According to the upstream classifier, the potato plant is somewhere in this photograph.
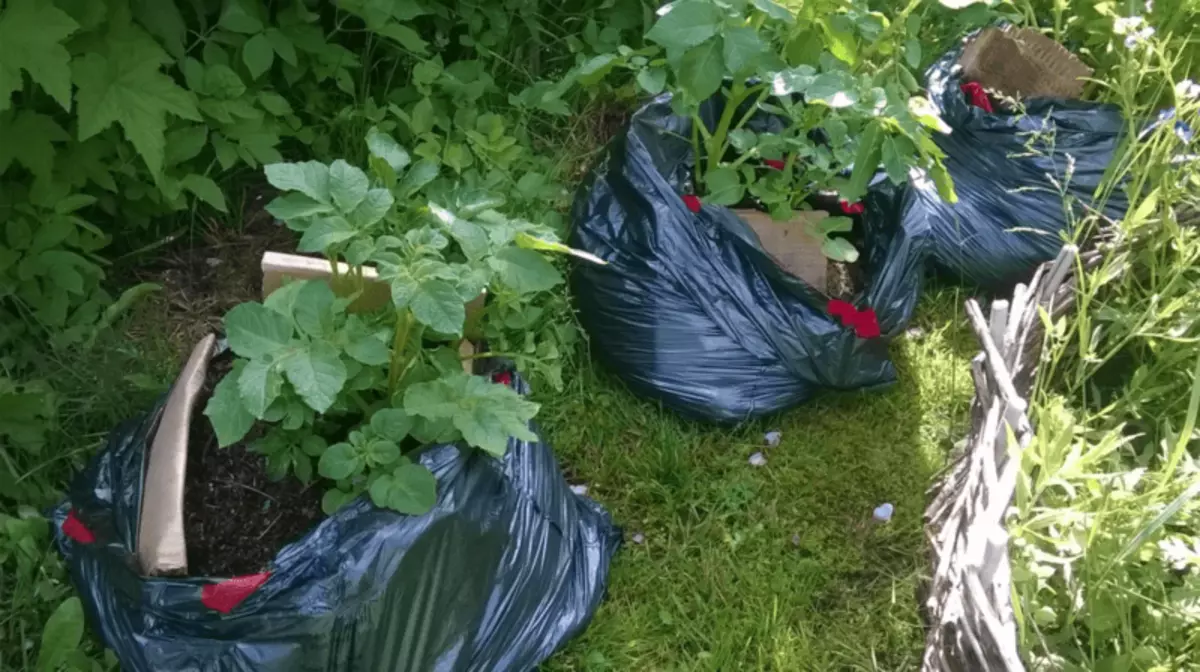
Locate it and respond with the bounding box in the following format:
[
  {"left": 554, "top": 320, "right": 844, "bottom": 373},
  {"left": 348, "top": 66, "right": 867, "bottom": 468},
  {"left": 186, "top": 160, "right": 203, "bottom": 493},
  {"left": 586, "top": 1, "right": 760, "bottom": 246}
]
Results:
[
  {"left": 639, "top": 0, "right": 958, "bottom": 261},
  {"left": 204, "top": 128, "right": 578, "bottom": 515}
]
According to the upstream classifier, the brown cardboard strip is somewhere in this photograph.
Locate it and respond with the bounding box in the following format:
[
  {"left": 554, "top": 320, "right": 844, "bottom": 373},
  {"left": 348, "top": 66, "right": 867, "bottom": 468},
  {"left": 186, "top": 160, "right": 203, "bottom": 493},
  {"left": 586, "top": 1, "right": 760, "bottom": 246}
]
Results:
[
  {"left": 735, "top": 208, "right": 829, "bottom": 291},
  {"left": 137, "top": 334, "right": 216, "bottom": 576}
]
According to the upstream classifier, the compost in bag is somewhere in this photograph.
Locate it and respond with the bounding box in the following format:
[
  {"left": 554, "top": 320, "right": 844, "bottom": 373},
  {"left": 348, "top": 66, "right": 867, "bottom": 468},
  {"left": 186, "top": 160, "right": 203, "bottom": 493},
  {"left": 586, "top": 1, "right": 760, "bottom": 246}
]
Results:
[
  {"left": 569, "top": 96, "right": 930, "bottom": 422},
  {"left": 903, "top": 34, "right": 1128, "bottom": 290},
  {"left": 52, "top": 366, "right": 619, "bottom": 672}
]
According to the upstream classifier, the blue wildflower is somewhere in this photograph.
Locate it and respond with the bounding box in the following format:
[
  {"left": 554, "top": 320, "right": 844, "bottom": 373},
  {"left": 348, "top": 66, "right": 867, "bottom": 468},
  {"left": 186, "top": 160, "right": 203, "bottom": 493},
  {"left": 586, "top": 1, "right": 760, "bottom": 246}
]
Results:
[{"left": 1176, "top": 121, "right": 1195, "bottom": 144}]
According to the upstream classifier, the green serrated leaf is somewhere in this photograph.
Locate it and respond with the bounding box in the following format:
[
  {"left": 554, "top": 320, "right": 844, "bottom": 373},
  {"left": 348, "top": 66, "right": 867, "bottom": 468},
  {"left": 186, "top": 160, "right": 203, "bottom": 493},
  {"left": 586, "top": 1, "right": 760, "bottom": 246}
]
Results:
[
  {"left": 806, "top": 72, "right": 858, "bottom": 108},
  {"left": 318, "top": 442, "right": 361, "bottom": 480},
  {"left": 365, "top": 439, "right": 401, "bottom": 466},
  {"left": 265, "top": 161, "right": 331, "bottom": 203},
  {"left": 752, "top": 0, "right": 794, "bottom": 22},
  {"left": 204, "top": 364, "right": 256, "bottom": 447},
  {"left": 771, "top": 65, "right": 816, "bottom": 96},
  {"left": 881, "top": 134, "right": 914, "bottom": 184},
  {"left": 370, "top": 408, "right": 414, "bottom": 442},
  {"left": 243, "top": 33, "right": 275, "bottom": 79},
  {"left": 376, "top": 22, "right": 428, "bottom": 54},
  {"left": 409, "top": 97, "right": 435, "bottom": 135},
  {"left": 366, "top": 127, "right": 411, "bottom": 172},
  {"left": 73, "top": 25, "right": 200, "bottom": 175},
  {"left": 410, "top": 279, "right": 466, "bottom": 335},
  {"left": 385, "top": 462, "right": 437, "bottom": 514},
  {"left": 219, "top": 0, "right": 263, "bottom": 34},
  {"left": 349, "top": 188, "right": 394, "bottom": 228},
  {"left": 346, "top": 333, "right": 390, "bottom": 365},
  {"left": 265, "top": 28, "right": 297, "bottom": 66},
  {"left": 0, "top": 0, "right": 79, "bottom": 112},
  {"left": 397, "top": 159, "right": 439, "bottom": 198},
  {"left": 0, "top": 111, "right": 68, "bottom": 183},
  {"left": 723, "top": 25, "right": 768, "bottom": 76},
  {"left": 843, "top": 121, "right": 882, "bottom": 202},
  {"left": 705, "top": 166, "right": 744, "bottom": 206},
  {"left": 182, "top": 174, "right": 228, "bottom": 212},
  {"left": 322, "top": 487, "right": 358, "bottom": 514},
  {"left": 490, "top": 247, "right": 563, "bottom": 294},
  {"left": 298, "top": 216, "right": 356, "bottom": 253},
  {"left": 238, "top": 359, "right": 281, "bottom": 417},
  {"left": 454, "top": 375, "right": 539, "bottom": 456},
  {"left": 646, "top": 1, "right": 721, "bottom": 52},
  {"left": 284, "top": 340, "right": 347, "bottom": 413},
  {"left": 677, "top": 37, "right": 726, "bottom": 101},
  {"left": 292, "top": 280, "right": 337, "bottom": 338},
  {"left": 328, "top": 159, "right": 370, "bottom": 212},
  {"left": 636, "top": 68, "right": 667, "bottom": 95},
  {"left": 225, "top": 302, "right": 293, "bottom": 358},
  {"left": 266, "top": 193, "right": 334, "bottom": 221}
]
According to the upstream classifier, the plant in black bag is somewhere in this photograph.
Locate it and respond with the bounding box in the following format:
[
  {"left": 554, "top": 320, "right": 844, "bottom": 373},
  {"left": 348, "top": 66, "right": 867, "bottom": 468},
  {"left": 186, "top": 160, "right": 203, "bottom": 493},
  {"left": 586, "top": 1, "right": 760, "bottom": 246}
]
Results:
[
  {"left": 637, "top": 0, "right": 958, "bottom": 262},
  {"left": 204, "top": 128, "right": 587, "bottom": 515}
]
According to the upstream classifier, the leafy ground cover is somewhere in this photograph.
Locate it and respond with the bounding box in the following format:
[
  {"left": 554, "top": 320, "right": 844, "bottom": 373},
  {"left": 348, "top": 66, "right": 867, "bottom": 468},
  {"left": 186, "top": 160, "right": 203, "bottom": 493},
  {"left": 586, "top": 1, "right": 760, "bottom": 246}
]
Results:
[{"left": 4, "top": 0, "right": 1199, "bottom": 670}]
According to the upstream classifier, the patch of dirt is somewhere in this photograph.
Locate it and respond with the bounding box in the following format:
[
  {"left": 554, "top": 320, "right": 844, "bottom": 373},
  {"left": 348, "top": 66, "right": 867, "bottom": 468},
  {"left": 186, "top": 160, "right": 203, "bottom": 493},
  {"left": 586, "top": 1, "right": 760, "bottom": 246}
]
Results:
[
  {"left": 183, "top": 356, "right": 325, "bottom": 577},
  {"left": 826, "top": 260, "right": 866, "bottom": 301},
  {"left": 125, "top": 183, "right": 297, "bottom": 360}
]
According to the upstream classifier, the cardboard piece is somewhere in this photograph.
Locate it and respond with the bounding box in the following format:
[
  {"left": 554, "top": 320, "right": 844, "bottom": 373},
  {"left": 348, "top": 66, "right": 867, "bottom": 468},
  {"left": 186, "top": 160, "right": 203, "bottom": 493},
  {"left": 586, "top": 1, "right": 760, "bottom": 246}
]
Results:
[
  {"left": 958, "top": 26, "right": 1092, "bottom": 101},
  {"left": 261, "top": 251, "right": 482, "bottom": 372},
  {"left": 735, "top": 209, "right": 829, "bottom": 290},
  {"left": 137, "top": 333, "right": 216, "bottom": 576}
]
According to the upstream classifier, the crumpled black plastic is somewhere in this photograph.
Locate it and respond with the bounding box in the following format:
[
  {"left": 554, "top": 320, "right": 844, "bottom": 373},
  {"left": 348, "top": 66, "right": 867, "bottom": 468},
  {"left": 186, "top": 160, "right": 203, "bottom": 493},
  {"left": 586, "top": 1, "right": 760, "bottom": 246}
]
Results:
[
  {"left": 569, "top": 96, "right": 930, "bottom": 422},
  {"left": 909, "top": 43, "right": 1128, "bottom": 289},
  {"left": 52, "top": 371, "right": 619, "bottom": 672}
]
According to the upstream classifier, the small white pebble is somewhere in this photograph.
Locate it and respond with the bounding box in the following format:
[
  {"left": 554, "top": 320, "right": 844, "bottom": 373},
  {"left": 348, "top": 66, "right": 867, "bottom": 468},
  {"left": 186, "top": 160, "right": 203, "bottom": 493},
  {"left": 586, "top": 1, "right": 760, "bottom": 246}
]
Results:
[
  {"left": 791, "top": 533, "right": 802, "bottom": 547},
  {"left": 873, "top": 503, "right": 894, "bottom": 523},
  {"left": 569, "top": 484, "right": 589, "bottom": 496},
  {"left": 631, "top": 532, "right": 645, "bottom": 544},
  {"left": 748, "top": 452, "right": 767, "bottom": 467},
  {"left": 905, "top": 326, "right": 924, "bottom": 339},
  {"left": 206, "top": 257, "right": 223, "bottom": 267},
  {"left": 764, "top": 430, "right": 782, "bottom": 447}
]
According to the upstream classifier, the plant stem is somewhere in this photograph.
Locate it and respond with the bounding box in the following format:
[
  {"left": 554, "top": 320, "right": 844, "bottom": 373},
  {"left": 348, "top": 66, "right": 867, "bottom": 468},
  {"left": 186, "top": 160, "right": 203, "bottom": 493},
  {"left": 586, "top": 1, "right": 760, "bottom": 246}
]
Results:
[{"left": 388, "top": 309, "right": 413, "bottom": 393}]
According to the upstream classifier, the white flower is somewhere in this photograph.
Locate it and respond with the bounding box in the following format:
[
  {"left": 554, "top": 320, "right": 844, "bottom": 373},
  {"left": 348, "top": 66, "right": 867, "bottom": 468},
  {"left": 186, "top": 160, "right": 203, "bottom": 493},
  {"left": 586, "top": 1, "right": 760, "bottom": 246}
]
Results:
[
  {"left": 1177, "top": 79, "right": 1200, "bottom": 100},
  {"left": 1124, "top": 25, "right": 1155, "bottom": 48},
  {"left": 1145, "top": 0, "right": 1154, "bottom": 12},
  {"left": 1114, "top": 15, "right": 1145, "bottom": 34}
]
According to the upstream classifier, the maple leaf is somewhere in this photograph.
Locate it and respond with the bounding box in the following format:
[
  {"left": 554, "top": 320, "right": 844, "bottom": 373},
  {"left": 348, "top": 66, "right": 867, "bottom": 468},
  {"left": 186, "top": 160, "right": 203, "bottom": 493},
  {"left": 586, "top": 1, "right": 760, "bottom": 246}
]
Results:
[
  {"left": 0, "top": 111, "right": 69, "bottom": 183},
  {"left": 73, "top": 22, "right": 200, "bottom": 176},
  {"left": 0, "top": 0, "right": 79, "bottom": 111}
]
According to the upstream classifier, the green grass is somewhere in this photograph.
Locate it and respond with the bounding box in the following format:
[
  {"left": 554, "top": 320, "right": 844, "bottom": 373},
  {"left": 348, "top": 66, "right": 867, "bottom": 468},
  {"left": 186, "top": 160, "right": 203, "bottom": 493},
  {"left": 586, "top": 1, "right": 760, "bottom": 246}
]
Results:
[{"left": 540, "top": 288, "right": 976, "bottom": 671}]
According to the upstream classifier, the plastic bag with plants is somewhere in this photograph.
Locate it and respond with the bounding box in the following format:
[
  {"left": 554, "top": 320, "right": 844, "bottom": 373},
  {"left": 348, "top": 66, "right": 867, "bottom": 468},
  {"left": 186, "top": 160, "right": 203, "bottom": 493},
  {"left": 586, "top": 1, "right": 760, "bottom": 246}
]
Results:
[
  {"left": 51, "top": 129, "right": 620, "bottom": 671},
  {"left": 570, "top": 0, "right": 948, "bottom": 420}
]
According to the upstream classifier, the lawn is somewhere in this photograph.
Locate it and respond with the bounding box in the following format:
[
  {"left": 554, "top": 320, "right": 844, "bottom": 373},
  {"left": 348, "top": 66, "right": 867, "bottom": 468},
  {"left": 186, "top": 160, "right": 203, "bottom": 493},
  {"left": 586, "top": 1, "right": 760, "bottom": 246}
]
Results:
[{"left": 538, "top": 288, "right": 976, "bottom": 670}]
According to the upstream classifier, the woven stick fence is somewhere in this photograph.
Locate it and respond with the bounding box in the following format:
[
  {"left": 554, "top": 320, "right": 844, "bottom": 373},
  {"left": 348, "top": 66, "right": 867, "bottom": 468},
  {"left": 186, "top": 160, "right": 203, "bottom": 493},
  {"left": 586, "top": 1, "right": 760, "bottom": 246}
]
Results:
[{"left": 921, "top": 244, "right": 1097, "bottom": 671}]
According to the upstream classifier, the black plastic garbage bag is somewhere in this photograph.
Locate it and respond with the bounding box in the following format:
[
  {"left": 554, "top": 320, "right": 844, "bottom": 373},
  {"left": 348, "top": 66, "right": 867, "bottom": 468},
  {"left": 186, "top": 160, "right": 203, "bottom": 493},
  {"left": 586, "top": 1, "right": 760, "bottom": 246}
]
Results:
[
  {"left": 906, "top": 43, "right": 1128, "bottom": 289},
  {"left": 569, "top": 97, "right": 930, "bottom": 422},
  {"left": 52, "top": 371, "right": 619, "bottom": 672}
]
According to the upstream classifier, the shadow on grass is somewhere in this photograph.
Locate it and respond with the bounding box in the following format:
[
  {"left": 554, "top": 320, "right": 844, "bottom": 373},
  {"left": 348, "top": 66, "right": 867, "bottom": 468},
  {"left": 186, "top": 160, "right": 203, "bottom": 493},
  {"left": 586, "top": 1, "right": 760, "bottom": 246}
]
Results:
[{"left": 538, "top": 288, "right": 975, "bottom": 671}]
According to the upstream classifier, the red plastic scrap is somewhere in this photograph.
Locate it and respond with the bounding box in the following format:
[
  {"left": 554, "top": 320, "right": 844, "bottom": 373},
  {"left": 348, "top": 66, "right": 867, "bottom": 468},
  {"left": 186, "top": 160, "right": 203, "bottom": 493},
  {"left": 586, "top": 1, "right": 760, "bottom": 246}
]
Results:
[
  {"left": 838, "top": 200, "right": 865, "bottom": 215},
  {"left": 960, "top": 81, "right": 994, "bottom": 113},
  {"left": 682, "top": 194, "right": 701, "bottom": 213},
  {"left": 63, "top": 509, "right": 95, "bottom": 544},
  {"left": 492, "top": 371, "right": 513, "bottom": 386},
  {"left": 827, "top": 299, "right": 881, "bottom": 339},
  {"left": 764, "top": 159, "right": 786, "bottom": 170},
  {"left": 201, "top": 572, "right": 271, "bottom": 614}
]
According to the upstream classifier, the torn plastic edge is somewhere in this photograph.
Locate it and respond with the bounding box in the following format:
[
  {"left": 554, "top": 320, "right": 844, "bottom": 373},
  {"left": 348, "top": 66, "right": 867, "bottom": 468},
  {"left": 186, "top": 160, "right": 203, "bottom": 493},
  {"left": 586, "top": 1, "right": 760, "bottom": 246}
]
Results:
[
  {"left": 200, "top": 572, "right": 272, "bottom": 614},
  {"left": 63, "top": 509, "right": 95, "bottom": 544}
]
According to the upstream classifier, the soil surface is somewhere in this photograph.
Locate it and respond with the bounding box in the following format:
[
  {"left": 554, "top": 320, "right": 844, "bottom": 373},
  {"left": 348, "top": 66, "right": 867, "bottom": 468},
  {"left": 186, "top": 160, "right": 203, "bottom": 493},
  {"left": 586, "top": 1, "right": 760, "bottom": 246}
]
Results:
[
  {"left": 184, "top": 357, "right": 325, "bottom": 577},
  {"left": 826, "top": 259, "right": 866, "bottom": 301}
]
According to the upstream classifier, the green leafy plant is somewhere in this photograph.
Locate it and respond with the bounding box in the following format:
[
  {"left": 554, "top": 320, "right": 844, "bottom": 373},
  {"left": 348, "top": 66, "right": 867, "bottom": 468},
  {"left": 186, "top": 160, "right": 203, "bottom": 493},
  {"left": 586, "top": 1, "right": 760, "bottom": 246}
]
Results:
[
  {"left": 632, "top": 0, "right": 958, "bottom": 261},
  {"left": 205, "top": 128, "right": 583, "bottom": 515}
]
